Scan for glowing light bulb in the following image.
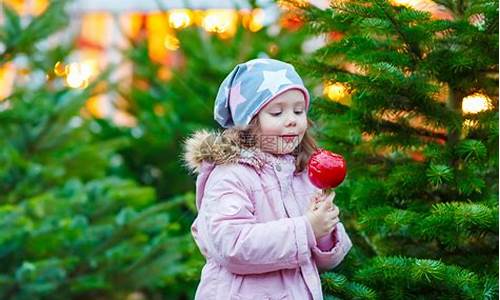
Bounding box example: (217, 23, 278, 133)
(202, 10, 237, 35)
(249, 9, 265, 32)
(65, 61, 96, 89)
(324, 82, 351, 105)
(54, 61, 66, 76)
(462, 93, 492, 114)
(169, 9, 192, 29)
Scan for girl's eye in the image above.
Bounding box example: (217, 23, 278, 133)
(270, 112, 282, 116)
(294, 111, 304, 115)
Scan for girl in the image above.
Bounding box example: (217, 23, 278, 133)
(183, 58, 352, 300)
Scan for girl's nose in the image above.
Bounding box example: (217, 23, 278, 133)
(285, 110, 299, 127)
(286, 117, 297, 127)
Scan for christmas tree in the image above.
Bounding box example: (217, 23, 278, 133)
(288, 0, 498, 298)
(0, 2, 197, 299)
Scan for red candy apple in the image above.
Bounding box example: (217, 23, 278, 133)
(307, 148, 347, 191)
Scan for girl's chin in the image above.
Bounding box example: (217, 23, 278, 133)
(261, 145, 298, 155)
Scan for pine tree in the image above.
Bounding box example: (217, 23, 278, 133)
(0, 2, 197, 299)
(288, 0, 499, 299)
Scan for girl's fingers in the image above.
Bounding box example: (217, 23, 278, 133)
(320, 199, 332, 211)
(328, 191, 336, 202)
(326, 201, 333, 210)
(325, 204, 338, 214)
(321, 191, 335, 202)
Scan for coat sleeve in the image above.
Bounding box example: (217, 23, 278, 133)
(202, 166, 316, 275)
(304, 220, 352, 272)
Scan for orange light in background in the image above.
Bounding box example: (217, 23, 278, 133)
(328, 31, 344, 42)
(85, 95, 108, 118)
(277, 0, 308, 9)
(154, 104, 166, 117)
(80, 13, 111, 50)
(4, 0, 48, 15)
(324, 82, 352, 105)
(3, 0, 25, 14)
(164, 33, 180, 51)
(157, 66, 173, 81)
(168, 9, 192, 29)
(201, 9, 238, 38)
(268, 43, 279, 56)
(32, 0, 48, 15)
(249, 8, 265, 32)
(280, 12, 304, 32)
(389, 0, 425, 8)
(242, 9, 265, 32)
(0, 63, 16, 101)
(65, 60, 97, 89)
(120, 13, 147, 40)
(190, 10, 205, 27)
(389, 0, 453, 20)
(462, 93, 492, 114)
(147, 13, 170, 63)
(54, 61, 67, 76)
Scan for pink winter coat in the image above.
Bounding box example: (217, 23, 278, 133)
(183, 130, 352, 300)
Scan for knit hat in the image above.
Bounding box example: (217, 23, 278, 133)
(214, 58, 310, 128)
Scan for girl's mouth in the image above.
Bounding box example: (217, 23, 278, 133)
(281, 135, 298, 143)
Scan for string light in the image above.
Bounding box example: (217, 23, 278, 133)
(147, 13, 169, 62)
(53, 61, 67, 76)
(462, 93, 492, 114)
(389, 0, 433, 8)
(65, 60, 96, 89)
(201, 9, 238, 37)
(323, 82, 351, 105)
(168, 9, 192, 29)
(0, 63, 15, 101)
(242, 9, 265, 32)
(85, 95, 108, 118)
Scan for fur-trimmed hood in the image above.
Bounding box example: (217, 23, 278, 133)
(182, 129, 269, 174)
(182, 129, 298, 175)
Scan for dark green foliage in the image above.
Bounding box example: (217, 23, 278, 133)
(0, 2, 200, 299)
(288, 0, 499, 298)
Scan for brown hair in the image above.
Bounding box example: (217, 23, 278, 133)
(228, 117, 318, 174)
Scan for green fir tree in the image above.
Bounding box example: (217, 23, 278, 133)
(289, 0, 499, 299)
(0, 2, 196, 299)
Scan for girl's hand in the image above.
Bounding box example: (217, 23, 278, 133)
(312, 191, 336, 211)
(305, 191, 340, 239)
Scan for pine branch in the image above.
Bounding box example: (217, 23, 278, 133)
(355, 256, 487, 298)
(373, 0, 423, 66)
(321, 271, 378, 299)
(361, 116, 448, 142)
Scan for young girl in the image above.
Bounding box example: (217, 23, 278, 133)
(183, 58, 352, 300)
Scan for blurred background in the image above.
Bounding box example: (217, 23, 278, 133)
(0, 0, 498, 299)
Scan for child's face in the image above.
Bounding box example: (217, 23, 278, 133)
(255, 89, 308, 155)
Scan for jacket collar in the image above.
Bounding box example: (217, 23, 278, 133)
(182, 129, 296, 174)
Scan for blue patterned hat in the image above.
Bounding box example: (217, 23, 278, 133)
(214, 58, 310, 128)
